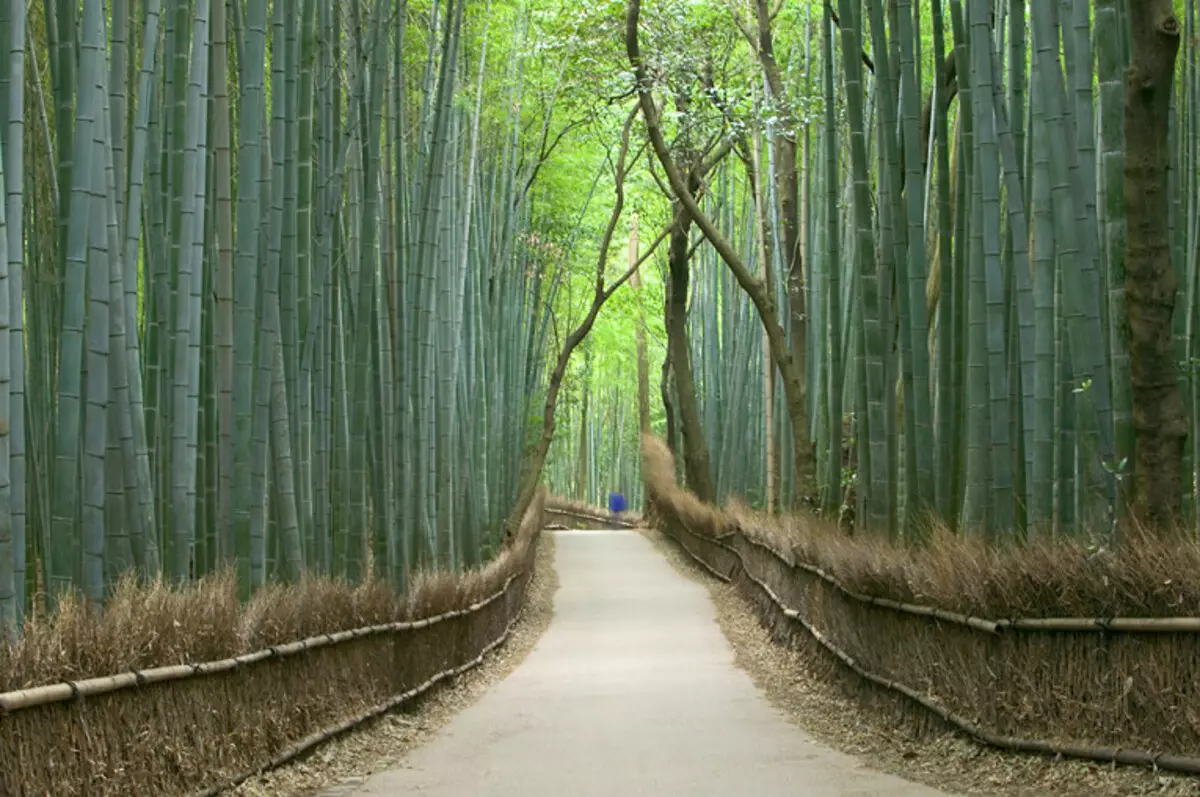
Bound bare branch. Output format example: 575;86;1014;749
602;226;669;301
627;0;817;502
516;116;589;205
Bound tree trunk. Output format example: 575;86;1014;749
626;0;816;509
754;0;805;509
661;355;678;457
1125;0;1183;530
576;357;590;501
752;0;800;287
751;128;778;513
631;216;651;435
665;204;715;503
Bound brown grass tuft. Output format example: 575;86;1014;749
0;570;242;691
642;433;1200;620
641;435;731;535
724;505;1200;620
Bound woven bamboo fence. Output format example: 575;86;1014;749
0;491;547;797
542;507;638;530
647;493;1200;777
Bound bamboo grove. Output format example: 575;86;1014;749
582;0;1198;543
0;0;589;629
3;0;1197;633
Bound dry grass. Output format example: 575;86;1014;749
1;514;539;694
642;435;1200;765
641;436;733;534
741;508;1200;619
643;434;1200;619
0;490;547;797
0;567;484;694
1;570;240;691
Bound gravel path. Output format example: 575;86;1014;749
335;529;952;797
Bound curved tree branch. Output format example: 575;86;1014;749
506;106;669;534
626;0;817;503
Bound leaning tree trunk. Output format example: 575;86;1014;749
626;0;816;508
1125;0;1184;530
665;203;715;503
504;107;649;536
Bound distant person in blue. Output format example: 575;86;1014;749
608;491;628;515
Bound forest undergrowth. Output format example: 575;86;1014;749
644;436;1200;620
0;496;542;693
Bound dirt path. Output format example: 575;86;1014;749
332;530;953;797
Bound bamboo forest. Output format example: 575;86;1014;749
3;0;1200;794
0;0;1193;610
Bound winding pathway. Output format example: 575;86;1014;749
336;529;952;796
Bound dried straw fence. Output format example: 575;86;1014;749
0;490;547;797
642;439;1200;778
542;503;638;531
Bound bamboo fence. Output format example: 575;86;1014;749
653;506;1200;776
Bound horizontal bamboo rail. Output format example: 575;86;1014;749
194;604;527;796
658;521;1200;778
734;526;1200;635
543;507;638;529
671;524;734;583
0;572;521;715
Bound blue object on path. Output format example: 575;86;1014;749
608;492;628;515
